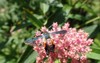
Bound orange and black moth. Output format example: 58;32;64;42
25;30;67;55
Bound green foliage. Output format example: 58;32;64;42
0;0;100;63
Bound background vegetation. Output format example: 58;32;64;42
0;0;100;63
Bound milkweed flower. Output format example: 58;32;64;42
33;22;93;63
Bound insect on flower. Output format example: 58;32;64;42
25;30;67;55
24;22;93;63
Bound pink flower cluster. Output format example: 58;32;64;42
33;22;93;63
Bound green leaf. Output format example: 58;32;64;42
83;25;97;35
63;5;72;15
25;9;43;29
47;9;66;26
73;14;82;20
40;3;49;14
48;0;54;3
97;60;100;63
91;46;100;54
87;52;100;60
17;46;38;63
75;2;82;8
0;55;5;63
24;51;38;63
94;39;100;47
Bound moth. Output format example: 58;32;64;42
25;30;67;55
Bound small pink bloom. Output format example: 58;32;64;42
62;23;70;30
52;22;58;28
35;31;41;36
41;26;48;32
36;56;43;63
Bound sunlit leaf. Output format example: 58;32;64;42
87;52;100;60
24;51;38;63
83;25;97;35
40;3;49;14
